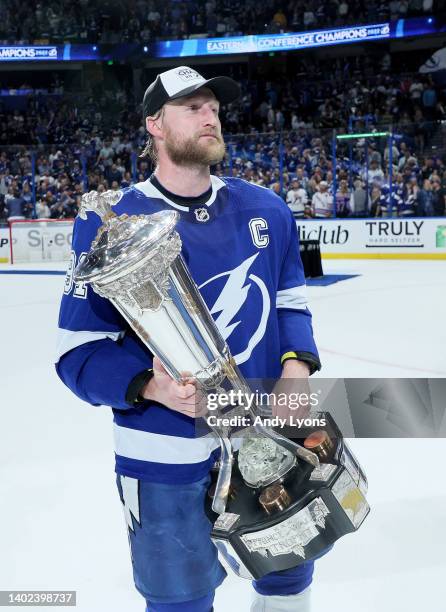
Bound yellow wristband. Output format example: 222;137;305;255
280;351;298;365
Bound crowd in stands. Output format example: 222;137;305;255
0;0;441;44
0;52;445;222
1;135;444;222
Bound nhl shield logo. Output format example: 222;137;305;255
194;207;210;222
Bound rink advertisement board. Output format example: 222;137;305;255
296;218;446;259
2;220;445;263
0;227;9;263
1;220;74;264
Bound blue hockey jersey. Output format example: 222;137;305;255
56;176;320;484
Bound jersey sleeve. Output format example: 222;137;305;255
276;208;321;373
55;208;153;410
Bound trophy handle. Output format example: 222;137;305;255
223;359;321;470
253;421;320;468
78;189;122;221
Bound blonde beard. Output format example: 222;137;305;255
164;129;226;167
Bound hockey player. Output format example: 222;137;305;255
56;66;326;612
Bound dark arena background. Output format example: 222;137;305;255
0;2;445;612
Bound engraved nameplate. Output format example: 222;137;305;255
240;498;330;559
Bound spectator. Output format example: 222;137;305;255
270;181;286;200
312;181;333;218
417;179;434;216
370;186;383;217
286;179;308;218
272;8;287;30
365;160;385;186
400;176;418;216
350;179;368;217
36;197;51;218
97;140;114;168
6;188;26;220
431;177;446;215
335;179;352;217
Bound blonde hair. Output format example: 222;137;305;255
139;107;165;164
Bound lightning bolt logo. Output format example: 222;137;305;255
209;253;258;340
199;253;270;364
120;475;140;533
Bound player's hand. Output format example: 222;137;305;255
140;356;207;418
270;359;311;426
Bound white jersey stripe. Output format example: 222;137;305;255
55;328;124;363
276;285;308;310
113;423;220;464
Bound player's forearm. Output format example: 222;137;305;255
56;338;152;410
281;358;310;378
278;310;321;374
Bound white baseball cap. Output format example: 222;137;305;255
142;65;240;119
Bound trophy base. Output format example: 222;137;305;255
206;415;370;580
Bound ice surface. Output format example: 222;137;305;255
1;259;445;611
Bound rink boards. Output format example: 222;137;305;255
1;217;445;263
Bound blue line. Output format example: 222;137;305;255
0;270;65;275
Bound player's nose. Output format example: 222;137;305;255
201;104;218;127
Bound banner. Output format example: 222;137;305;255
153;23;390;58
1;16;443;63
153;16;446;59
296;218;446;259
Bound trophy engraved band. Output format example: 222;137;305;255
74;190;370;579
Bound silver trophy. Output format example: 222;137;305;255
74;190;318;513
74;190;369;579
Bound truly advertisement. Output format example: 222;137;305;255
296;218;446;257
364;219;424;249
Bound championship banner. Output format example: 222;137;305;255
152;16;446;59
1;16;444;63
153;23;390;58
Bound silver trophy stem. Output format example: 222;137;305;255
108;294;235;513
210;434;233;514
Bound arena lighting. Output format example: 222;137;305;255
92;46;97;51
336;132;389;140
143;46;148;52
